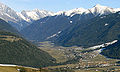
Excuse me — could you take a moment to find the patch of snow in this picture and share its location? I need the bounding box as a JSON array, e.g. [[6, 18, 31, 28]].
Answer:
[[93, 40, 118, 53], [70, 21, 73, 23], [58, 31, 62, 34], [100, 64, 110, 67], [46, 34, 57, 39], [96, 49, 102, 53], [100, 16, 106, 18], [88, 40, 118, 50], [105, 23, 108, 26], [17, 69, 21, 71], [0, 64, 17, 67], [46, 31, 62, 39], [105, 40, 118, 45]]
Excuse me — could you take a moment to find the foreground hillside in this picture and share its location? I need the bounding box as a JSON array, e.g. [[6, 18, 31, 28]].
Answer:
[[0, 31, 55, 67]]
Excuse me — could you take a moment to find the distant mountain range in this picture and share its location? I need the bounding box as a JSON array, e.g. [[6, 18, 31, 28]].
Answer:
[[21, 4, 120, 47], [20, 9, 54, 22], [0, 2, 28, 30], [1, 2, 120, 31], [0, 2, 54, 30], [54, 12, 120, 47]]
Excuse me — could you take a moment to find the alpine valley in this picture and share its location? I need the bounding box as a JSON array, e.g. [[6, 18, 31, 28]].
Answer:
[[1, 2, 120, 72]]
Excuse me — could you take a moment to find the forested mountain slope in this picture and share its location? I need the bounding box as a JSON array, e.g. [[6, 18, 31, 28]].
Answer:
[[54, 12, 120, 47]]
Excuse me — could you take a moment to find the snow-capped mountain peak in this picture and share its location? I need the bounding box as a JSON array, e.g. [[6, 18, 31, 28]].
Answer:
[[19, 9, 54, 22], [53, 4, 120, 17], [65, 8, 87, 16], [0, 2, 29, 30], [84, 4, 120, 16], [0, 2, 8, 11], [0, 2, 19, 20], [54, 8, 87, 17]]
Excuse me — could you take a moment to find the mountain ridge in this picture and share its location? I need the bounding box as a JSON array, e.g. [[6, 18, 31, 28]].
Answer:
[[54, 11, 120, 47], [0, 2, 120, 31], [21, 4, 120, 44]]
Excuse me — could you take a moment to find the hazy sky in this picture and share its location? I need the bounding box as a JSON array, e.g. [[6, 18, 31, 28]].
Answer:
[[0, 0, 119, 12]]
